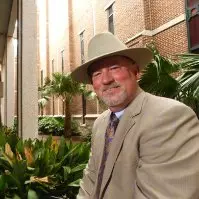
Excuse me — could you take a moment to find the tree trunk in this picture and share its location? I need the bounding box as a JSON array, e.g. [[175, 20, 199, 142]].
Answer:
[[64, 99, 72, 137]]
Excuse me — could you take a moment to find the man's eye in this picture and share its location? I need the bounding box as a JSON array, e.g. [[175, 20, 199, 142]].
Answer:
[[110, 65, 120, 70], [92, 71, 101, 77]]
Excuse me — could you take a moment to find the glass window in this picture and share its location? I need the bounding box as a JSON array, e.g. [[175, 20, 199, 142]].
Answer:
[[80, 32, 85, 64], [107, 5, 114, 34], [79, 32, 86, 124], [61, 50, 64, 73], [187, 0, 199, 53]]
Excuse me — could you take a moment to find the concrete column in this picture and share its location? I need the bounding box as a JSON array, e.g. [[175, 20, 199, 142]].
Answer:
[[17, 0, 38, 139], [4, 38, 15, 127]]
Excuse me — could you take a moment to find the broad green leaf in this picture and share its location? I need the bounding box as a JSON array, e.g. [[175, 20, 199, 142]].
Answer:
[[13, 195, 21, 199], [28, 189, 39, 199], [16, 140, 24, 155], [0, 175, 6, 191], [63, 166, 71, 181], [57, 136, 67, 160], [0, 132, 6, 147], [44, 135, 52, 148], [71, 164, 87, 173], [68, 179, 81, 187]]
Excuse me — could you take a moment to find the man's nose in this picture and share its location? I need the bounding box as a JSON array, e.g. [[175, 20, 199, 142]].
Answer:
[[102, 71, 114, 84]]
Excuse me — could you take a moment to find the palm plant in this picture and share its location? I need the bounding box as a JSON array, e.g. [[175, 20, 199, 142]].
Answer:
[[38, 85, 50, 116], [176, 53, 199, 117], [139, 43, 199, 118], [139, 43, 181, 98], [41, 72, 94, 138]]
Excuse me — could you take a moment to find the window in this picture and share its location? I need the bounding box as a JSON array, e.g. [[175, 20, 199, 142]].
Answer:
[[51, 59, 54, 74], [51, 59, 55, 115], [40, 69, 43, 87], [107, 5, 114, 34], [40, 69, 44, 115], [61, 50, 64, 73], [80, 32, 85, 64], [186, 0, 199, 53], [60, 50, 64, 114], [79, 32, 86, 124]]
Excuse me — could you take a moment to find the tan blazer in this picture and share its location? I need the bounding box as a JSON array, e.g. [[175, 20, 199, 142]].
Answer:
[[77, 90, 199, 199]]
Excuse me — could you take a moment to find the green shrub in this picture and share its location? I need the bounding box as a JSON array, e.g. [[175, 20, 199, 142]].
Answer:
[[0, 129, 90, 199], [70, 119, 80, 136], [38, 116, 81, 136], [38, 116, 64, 136]]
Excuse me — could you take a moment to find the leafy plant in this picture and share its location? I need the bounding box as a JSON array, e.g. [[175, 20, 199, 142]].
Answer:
[[40, 72, 95, 137], [38, 117, 64, 136], [38, 79, 51, 116], [176, 53, 199, 117], [139, 43, 199, 118], [0, 128, 90, 199], [139, 43, 180, 98], [38, 116, 81, 136]]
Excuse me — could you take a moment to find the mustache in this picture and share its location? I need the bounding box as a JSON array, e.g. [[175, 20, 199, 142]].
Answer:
[[102, 82, 121, 91]]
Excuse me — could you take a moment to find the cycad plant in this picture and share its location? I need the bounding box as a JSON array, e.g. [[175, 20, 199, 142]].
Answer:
[[176, 53, 199, 117], [0, 128, 90, 199], [139, 43, 181, 98], [139, 43, 199, 118], [40, 72, 94, 137], [38, 83, 50, 116]]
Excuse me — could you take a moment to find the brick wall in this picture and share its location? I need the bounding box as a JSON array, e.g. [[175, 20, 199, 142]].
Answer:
[[71, 0, 94, 71], [114, 0, 145, 42], [153, 21, 188, 57], [71, 95, 83, 115], [41, 0, 189, 117], [149, 0, 185, 29]]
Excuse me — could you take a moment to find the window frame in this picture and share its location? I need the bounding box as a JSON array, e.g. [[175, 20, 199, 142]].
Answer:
[[80, 32, 85, 64], [107, 4, 114, 34], [79, 31, 86, 124], [186, 0, 199, 53]]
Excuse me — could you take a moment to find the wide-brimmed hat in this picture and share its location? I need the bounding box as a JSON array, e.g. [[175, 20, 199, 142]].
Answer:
[[71, 32, 153, 84]]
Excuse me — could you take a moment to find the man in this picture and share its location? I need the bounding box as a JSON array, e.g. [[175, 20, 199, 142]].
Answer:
[[71, 32, 199, 199]]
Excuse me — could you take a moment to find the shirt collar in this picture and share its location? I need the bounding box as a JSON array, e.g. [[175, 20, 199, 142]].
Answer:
[[114, 109, 124, 119]]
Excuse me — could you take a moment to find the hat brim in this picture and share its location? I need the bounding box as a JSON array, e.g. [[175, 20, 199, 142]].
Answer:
[[71, 47, 153, 84]]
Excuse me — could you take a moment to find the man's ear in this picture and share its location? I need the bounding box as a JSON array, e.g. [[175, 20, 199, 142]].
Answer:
[[136, 71, 140, 80], [134, 65, 140, 80]]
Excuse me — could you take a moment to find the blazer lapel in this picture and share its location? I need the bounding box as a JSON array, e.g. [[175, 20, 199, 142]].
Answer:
[[91, 111, 111, 198], [99, 90, 146, 198], [97, 112, 111, 170]]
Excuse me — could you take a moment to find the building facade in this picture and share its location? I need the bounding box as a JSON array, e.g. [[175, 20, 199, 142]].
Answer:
[[0, 0, 38, 139], [38, 0, 199, 123]]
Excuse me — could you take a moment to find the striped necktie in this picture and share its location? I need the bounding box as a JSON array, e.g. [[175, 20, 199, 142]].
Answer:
[[96, 112, 120, 198]]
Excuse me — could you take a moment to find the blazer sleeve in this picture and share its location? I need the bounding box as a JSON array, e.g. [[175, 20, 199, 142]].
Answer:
[[135, 103, 199, 199], [77, 124, 98, 199], [76, 149, 96, 199]]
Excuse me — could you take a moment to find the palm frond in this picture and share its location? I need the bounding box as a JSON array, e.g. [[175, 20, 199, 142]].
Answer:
[[47, 72, 85, 99], [176, 53, 199, 104], [139, 43, 180, 98], [38, 97, 49, 108], [177, 53, 199, 69]]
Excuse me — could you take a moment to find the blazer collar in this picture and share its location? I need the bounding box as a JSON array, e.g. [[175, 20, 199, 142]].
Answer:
[[99, 88, 146, 198], [124, 87, 146, 118]]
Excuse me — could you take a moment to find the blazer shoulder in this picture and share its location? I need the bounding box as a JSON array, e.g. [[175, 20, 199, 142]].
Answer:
[[146, 92, 191, 108], [144, 92, 198, 118], [94, 110, 110, 125]]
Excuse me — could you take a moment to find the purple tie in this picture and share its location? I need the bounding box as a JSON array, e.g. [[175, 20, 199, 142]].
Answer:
[[96, 113, 119, 198]]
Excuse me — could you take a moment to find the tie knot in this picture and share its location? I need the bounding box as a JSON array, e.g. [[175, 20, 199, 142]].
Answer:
[[110, 112, 119, 128]]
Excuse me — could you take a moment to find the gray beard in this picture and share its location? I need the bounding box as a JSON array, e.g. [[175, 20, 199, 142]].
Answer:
[[101, 89, 128, 107]]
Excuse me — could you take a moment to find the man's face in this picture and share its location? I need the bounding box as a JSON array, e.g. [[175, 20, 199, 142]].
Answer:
[[89, 56, 139, 112]]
